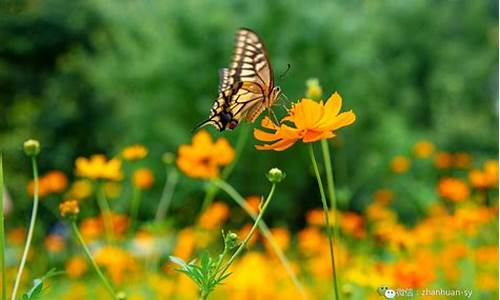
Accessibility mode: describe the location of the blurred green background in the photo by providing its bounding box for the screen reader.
[0,0,498,227]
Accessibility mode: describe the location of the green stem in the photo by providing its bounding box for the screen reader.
[309,144,339,300]
[71,222,118,300]
[213,178,308,300]
[129,186,141,233]
[217,183,276,279]
[321,139,340,269]
[200,125,249,213]
[0,154,6,300]
[155,166,178,222]
[97,184,114,243]
[11,157,40,300]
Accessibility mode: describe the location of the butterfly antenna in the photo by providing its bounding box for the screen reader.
[278,64,291,82]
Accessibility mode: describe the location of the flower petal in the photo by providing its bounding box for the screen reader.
[292,99,323,129]
[254,128,281,142]
[255,138,298,151]
[302,130,335,143]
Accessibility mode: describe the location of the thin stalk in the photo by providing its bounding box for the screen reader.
[213,178,308,300]
[96,184,114,243]
[217,183,276,278]
[11,157,40,300]
[129,186,141,233]
[0,154,6,300]
[309,144,339,300]
[321,140,340,263]
[155,166,178,222]
[200,125,249,213]
[71,222,118,300]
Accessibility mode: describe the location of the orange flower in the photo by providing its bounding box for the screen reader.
[264,227,290,254]
[94,246,137,284]
[172,228,196,260]
[28,170,68,197]
[340,212,366,239]
[390,156,411,173]
[254,92,356,151]
[66,256,88,279]
[413,140,434,158]
[80,217,103,241]
[122,144,148,161]
[373,188,394,205]
[245,196,261,214]
[133,168,155,190]
[176,130,234,179]
[7,228,26,246]
[59,199,80,218]
[437,177,470,202]
[198,202,230,229]
[305,209,335,226]
[454,152,472,168]
[44,234,65,253]
[469,160,499,189]
[75,155,123,181]
[434,152,453,169]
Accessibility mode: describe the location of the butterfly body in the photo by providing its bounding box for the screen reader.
[196,28,280,132]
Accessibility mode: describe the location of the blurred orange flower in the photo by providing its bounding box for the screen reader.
[75,155,123,181]
[7,228,26,246]
[254,92,356,151]
[298,227,327,255]
[133,168,155,190]
[437,177,470,202]
[44,234,65,253]
[59,199,80,218]
[373,188,394,205]
[245,195,261,215]
[172,228,196,260]
[122,144,148,161]
[28,170,68,197]
[80,217,103,242]
[454,152,472,168]
[413,140,434,158]
[306,209,335,226]
[66,256,88,279]
[264,227,290,254]
[390,156,411,173]
[469,160,499,189]
[177,130,234,179]
[94,246,137,284]
[434,152,453,169]
[340,212,366,239]
[198,202,230,229]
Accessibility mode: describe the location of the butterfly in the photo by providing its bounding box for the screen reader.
[195,28,281,132]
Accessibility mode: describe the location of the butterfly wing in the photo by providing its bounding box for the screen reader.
[195,28,277,132]
[227,28,275,122]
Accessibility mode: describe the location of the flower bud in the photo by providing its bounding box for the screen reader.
[59,199,80,220]
[224,231,239,250]
[306,78,323,100]
[266,168,285,183]
[162,152,175,165]
[23,139,40,157]
[116,291,127,300]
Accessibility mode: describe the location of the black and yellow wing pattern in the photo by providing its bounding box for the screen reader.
[196,28,281,132]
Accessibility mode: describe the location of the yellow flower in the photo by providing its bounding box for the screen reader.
[413,140,434,158]
[75,155,123,181]
[390,156,411,173]
[122,144,148,161]
[198,202,230,230]
[94,246,137,284]
[59,199,80,218]
[437,177,470,202]
[176,130,234,179]
[434,151,453,169]
[68,180,93,200]
[254,92,356,151]
[133,168,155,190]
[66,256,88,279]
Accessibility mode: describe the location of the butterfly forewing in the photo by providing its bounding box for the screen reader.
[196,28,279,132]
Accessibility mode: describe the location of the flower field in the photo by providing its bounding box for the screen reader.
[0,1,498,299]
